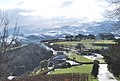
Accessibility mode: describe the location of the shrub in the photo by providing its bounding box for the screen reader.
[58,62,71,68]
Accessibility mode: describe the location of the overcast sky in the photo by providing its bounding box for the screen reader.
[0,0,110,28]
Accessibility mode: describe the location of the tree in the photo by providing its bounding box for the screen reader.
[75,43,85,52]
[104,0,120,78]
[0,11,19,81]
[106,0,120,34]
[87,34,95,39]
[91,60,99,78]
[74,34,85,40]
[65,35,73,41]
[104,39,120,78]
[40,60,48,71]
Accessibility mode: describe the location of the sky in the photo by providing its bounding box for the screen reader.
[0,0,110,28]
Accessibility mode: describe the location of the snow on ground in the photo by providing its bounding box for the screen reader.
[7,76,16,80]
[84,53,103,61]
[66,60,79,65]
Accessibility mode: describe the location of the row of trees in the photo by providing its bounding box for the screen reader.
[104,40,120,77]
[65,34,95,41]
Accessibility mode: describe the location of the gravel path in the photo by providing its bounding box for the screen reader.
[98,64,118,81]
[84,54,118,81]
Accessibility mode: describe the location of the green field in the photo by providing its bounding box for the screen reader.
[55,40,115,45]
[94,40,115,44]
[54,40,115,49]
[68,51,93,62]
[54,40,95,45]
[51,65,98,81]
[51,65,92,74]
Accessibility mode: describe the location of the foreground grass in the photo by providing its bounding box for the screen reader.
[51,65,98,81]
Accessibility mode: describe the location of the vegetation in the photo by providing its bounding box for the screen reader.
[40,60,48,71]
[57,62,72,68]
[51,65,98,81]
[54,40,115,49]
[65,34,95,41]
[44,43,69,51]
[51,65,92,74]
[106,0,120,34]
[94,40,115,44]
[104,40,120,78]
[68,51,93,62]
[0,11,20,81]
[31,69,50,76]
[103,0,120,78]
[6,73,92,81]
[75,43,85,52]
[91,60,99,78]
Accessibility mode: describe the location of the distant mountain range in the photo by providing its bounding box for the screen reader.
[8,21,118,42]
[21,21,113,35]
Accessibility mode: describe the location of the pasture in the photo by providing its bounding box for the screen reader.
[54,40,115,49]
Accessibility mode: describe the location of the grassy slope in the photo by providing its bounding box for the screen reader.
[51,65,92,74]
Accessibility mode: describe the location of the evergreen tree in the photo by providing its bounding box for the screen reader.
[91,60,99,78]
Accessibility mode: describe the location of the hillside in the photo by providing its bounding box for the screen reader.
[4,43,53,76]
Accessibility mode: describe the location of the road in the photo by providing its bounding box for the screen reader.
[98,64,118,81]
[84,54,118,81]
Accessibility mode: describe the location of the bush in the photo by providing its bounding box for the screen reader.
[92,49,101,54]
[58,62,71,68]
[91,60,99,78]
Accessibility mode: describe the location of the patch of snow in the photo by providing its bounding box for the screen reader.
[84,53,103,61]
[115,36,120,39]
[7,76,16,80]
[66,60,79,65]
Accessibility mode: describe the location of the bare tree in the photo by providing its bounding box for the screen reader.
[0,11,19,81]
[106,0,120,34]
[104,0,120,78]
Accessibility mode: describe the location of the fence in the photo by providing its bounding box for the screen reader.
[5,73,91,81]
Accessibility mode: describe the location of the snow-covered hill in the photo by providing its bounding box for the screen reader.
[40,21,113,38]
[8,21,116,41]
[6,35,34,45]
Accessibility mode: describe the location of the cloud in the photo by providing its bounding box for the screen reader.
[16,1,24,5]
[61,1,73,8]
[17,0,108,20]
[0,0,110,27]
